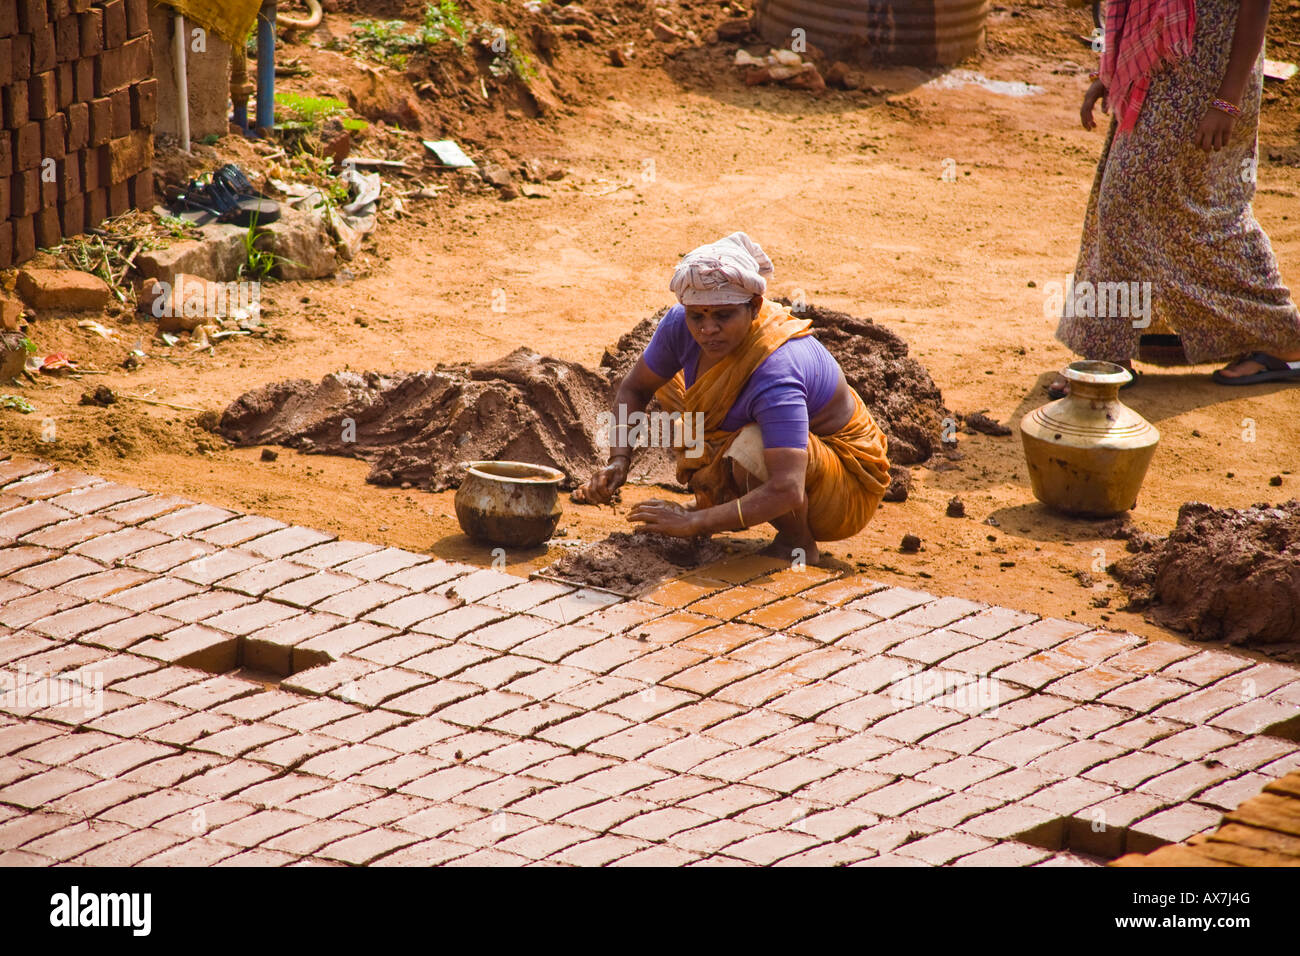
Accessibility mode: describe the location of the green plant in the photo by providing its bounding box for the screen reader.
[21,337,37,354]
[239,214,278,281]
[347,2,470,65]
[422,0,467,47]
[0,395,35,413]
[340,117,369,133]
[350,18,420,66]
[275,92,348,131]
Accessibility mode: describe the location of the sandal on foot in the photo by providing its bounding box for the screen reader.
[1212,352,1300,385]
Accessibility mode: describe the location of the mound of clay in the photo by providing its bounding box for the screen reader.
[223,302,946,494]
[220,348,673,491]
[544,530,729,594]
[601,301,949,464]
[1111,500,1300,645]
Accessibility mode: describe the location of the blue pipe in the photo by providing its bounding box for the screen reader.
[255,0,277,132]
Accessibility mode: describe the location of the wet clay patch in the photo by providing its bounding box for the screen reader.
[543,530,730,595]
[1111,500,1300,655]
[219,347,677,492]
[220,304,948,493]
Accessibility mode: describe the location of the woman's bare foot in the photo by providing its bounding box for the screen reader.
[760,534,820,567]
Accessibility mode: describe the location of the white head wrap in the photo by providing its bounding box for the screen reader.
[669,231,774,305]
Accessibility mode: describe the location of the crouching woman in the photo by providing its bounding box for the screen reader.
[580,232,891,567]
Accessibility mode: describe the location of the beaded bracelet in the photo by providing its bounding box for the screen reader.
[1210,97,1241,118]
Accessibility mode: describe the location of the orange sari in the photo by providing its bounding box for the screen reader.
[655,299,891,541]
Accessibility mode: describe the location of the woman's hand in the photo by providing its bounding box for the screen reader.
[628,498,700,537]
[1194,108,1236,152]
[1080,79,1108,130]
[578,458,628,505]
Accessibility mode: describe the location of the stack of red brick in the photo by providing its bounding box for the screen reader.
[1,0,158,267]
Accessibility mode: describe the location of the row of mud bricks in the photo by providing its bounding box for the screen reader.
[1115,770,1300,866]
[0,0,157,267]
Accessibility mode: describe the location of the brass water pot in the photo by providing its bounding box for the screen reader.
[1020,361,1159,517]
[454,460,565,548]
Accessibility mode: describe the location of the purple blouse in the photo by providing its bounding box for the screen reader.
[641,305,843,449]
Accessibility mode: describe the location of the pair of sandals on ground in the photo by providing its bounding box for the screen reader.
[1046,345,1300,398]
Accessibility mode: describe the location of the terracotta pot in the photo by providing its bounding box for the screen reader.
[1020,361,1160,517]
[453,460,564,548]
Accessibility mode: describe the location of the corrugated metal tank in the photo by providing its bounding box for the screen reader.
[753,0,989,66]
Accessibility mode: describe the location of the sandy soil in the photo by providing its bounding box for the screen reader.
[4,1,1300,649]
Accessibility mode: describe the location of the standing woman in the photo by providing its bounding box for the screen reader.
[1052,0,1300,395]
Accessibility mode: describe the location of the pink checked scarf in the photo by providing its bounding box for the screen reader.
[1101,0,1197,133]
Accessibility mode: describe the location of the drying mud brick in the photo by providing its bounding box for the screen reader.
[40,164,58,208]
[15,120,42,169]
[0,39,12,88]
[13,215,36,263]
[32,21,56,74]
[34,205,61,247]
[0,2,17,35]
[125,0,149,37]
[80,144,101,190]
[56,14,81,62]
[11,34,33,83]
[17,0,45,32]
[41,112,67,160]
[56,156,80,199]
[73,55,94,101]
[88,95,112,145]
[108,177,130,216]
[107,126,151,182]
[1112,501,1300,646]
[12,169,41,218]
[56,61,74,109]
[100,0,127,50]
[16,267,112,311]
[66,100,89,150]
[28,70,58,120]
[0,178,9,222]
[129,167,152,207]
[109,87,131,138]
[0,132,10,178]
[83,186,107,228]
[5,82,31,129]
[130,76,156,127]
[79,6,103,57]
[59,193,84,236]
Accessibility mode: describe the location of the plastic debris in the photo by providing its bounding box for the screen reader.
[0,394,35,413]
[423,139,477,168]
[77,319,120,340]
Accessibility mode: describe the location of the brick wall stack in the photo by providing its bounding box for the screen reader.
[0,0,158,268]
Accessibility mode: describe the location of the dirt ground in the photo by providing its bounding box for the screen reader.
[4,1,1300,650]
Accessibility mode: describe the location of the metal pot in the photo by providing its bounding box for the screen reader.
[1020,361,1160,518]
[453,460,565,548]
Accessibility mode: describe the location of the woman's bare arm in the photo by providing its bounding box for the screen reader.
[1217,0,1271,106]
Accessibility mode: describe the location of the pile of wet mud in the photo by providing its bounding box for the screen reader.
[220,348,677,491]
[222,303,948,492]
[1110,500,1300,648]
[544,530,729,595]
